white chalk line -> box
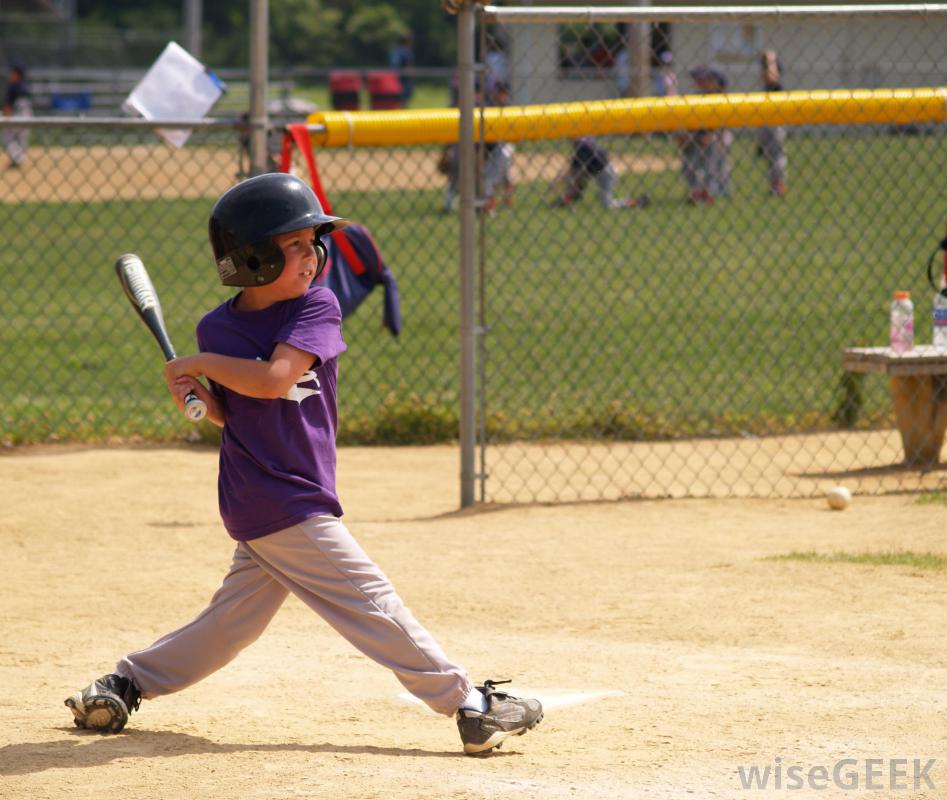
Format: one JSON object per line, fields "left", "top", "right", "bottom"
{"left": 396, "top": 687, "right": 625, "bottom": 713}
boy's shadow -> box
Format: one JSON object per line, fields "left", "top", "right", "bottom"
{"left": 0, "top": 727, "right": 500, "bottom": 775}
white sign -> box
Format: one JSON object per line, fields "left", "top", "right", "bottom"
{"left": 123, "top": 41, "right": 225, "bottom": 148}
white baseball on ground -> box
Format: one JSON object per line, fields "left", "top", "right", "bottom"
{"left": 826, "top": 485, "right": 852, "bottom": 510}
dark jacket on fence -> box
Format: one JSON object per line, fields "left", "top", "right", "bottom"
{"left": 317, "top": 222, "right": 402, "bottom": 337}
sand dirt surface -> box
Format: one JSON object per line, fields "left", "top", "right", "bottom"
{"left": 1, "top": 444, "right": 945, "bottom": 799}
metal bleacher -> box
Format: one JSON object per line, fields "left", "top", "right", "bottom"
{"left": 28, "top": 67, "right": 143, "bottom": 116}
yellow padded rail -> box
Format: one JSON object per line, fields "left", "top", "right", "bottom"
{"left": 307, "top": 88, "right": 947, "bottom": 148}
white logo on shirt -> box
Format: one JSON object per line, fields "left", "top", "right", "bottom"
{"left": 283, "top": 369, "right": 321, "bottom": 403}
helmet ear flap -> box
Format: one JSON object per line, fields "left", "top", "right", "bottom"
{"left": 217, "top": 239, "right": 285, "bottom": 286}
{"left": 314, "top": 239, "right": 328, "bottom": 280}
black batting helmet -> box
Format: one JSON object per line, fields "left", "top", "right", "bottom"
{"left": 209, "top": 172, "right": 348, "bottom": 287}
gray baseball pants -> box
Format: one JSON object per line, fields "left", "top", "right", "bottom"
{"left": 681, "top": 131, "right": 732, "bottom": 198}
{"left": 758, "top": 126, "right": 787, "bottom": 185}
{"left": 115, "top": 515, "right": 472, "bottom": 716}
{"left": 3, "top": 97, "right": 31, "bottom": 166}
{"left": 564, "top": 162, "right": 633, "bottom": 209}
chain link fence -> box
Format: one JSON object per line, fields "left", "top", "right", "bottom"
{"left": 472, "top": 4, "right": 947, "bottom": 502}
{"left": 3, "top": 4, "right": 947, "bottom": 508}
{"left": 0, "top": 120, "right": 458, "bottom": 447}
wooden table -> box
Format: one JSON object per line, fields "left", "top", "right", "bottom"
{"left": 843, "top": 345, "right": 947, "bottom": 467}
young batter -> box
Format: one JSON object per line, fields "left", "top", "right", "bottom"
{"left": 65, "top": 173, "right": 542, "bottom": 756}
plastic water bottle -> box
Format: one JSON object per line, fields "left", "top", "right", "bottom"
{"left": 933, "top": 289, "right": 947, "bottom": 350}
{"left": 890, "top": 291, "right": 914, "bottom": 353}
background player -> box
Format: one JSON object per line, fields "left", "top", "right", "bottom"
{"left": 3, "top": 62, "right": 32, "bottom": 169}
{"left": 64, "top": 173, "right": 542, "bottom": 756}
{"left": 758, "top": 50, "right": 788, "bottom": 196}
{"left": 551, "top": 136, "right": 650, "bottom": 210}
{"left": 483, "top": 80, "right": 515, "bottom": 213}
{"left": 677, "top": 65, "right": 731, "bottom": 205}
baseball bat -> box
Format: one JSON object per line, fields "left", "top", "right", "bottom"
{"left": 115, "top": 253, "right": 208, "bottom": 422}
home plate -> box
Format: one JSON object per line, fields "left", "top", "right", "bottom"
{"left": 397, "top": 687, "right": 624, "bottom": 713}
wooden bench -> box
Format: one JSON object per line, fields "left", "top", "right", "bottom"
{"left": 843, "top": 345, "right": 947, "bottom": 467}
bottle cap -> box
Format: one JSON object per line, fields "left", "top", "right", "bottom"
{"left": 893, "top": 291, "right": 910, "bottom": 299}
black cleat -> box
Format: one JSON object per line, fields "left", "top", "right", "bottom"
{"left": 456, "top": 679, "right": 543, "bottom": 755}
{"left": 65, "top": 673, "right": 141, "bottom": 734}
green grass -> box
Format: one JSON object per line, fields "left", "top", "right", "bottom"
{"left": 1, "top": 128, "right": 943, "bottom": 445}
{"left": 470, "top": 130, "right": 943, "bottom": 439}
{"left": 766, "top": 550, "right": 947, "bottom": 571}
{"left": 914, "top": 492, "right": 947, "bottom": 506}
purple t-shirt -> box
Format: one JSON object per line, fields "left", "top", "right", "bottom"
{"left": 196, "top": 286, "right": 347, "bottom": 541}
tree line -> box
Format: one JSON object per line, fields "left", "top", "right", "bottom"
{"left": 77, "top": 0, "right": 457, "bottom": 68}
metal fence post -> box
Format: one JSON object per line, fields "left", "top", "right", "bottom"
{"left": 183, "top": 0, "right": 203, "bottom": 59}
{"left": 630, "top": 0, "right": 651, "bottom": 97}
{"left": 248, "top": 0, "right": 269, "bottom": 177}
{"left": 458, "top": 1, "right": 477, "bottom": 508}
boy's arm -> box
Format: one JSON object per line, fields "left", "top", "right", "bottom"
{"left": 164, "top": 342, "right": 316, "bottom": 401}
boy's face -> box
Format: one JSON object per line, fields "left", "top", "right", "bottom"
{"left": 266, "top": 226, "right": 321, "bottom": 298}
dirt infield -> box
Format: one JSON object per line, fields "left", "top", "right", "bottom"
{"left": 1, "top": 444, "right": 945, "bottom": 799}
{"left": 0, "top": 145, "right": 674, "bottom": 204}
{"left": 485, "top": 430, "right": 947, "bottom": 503}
